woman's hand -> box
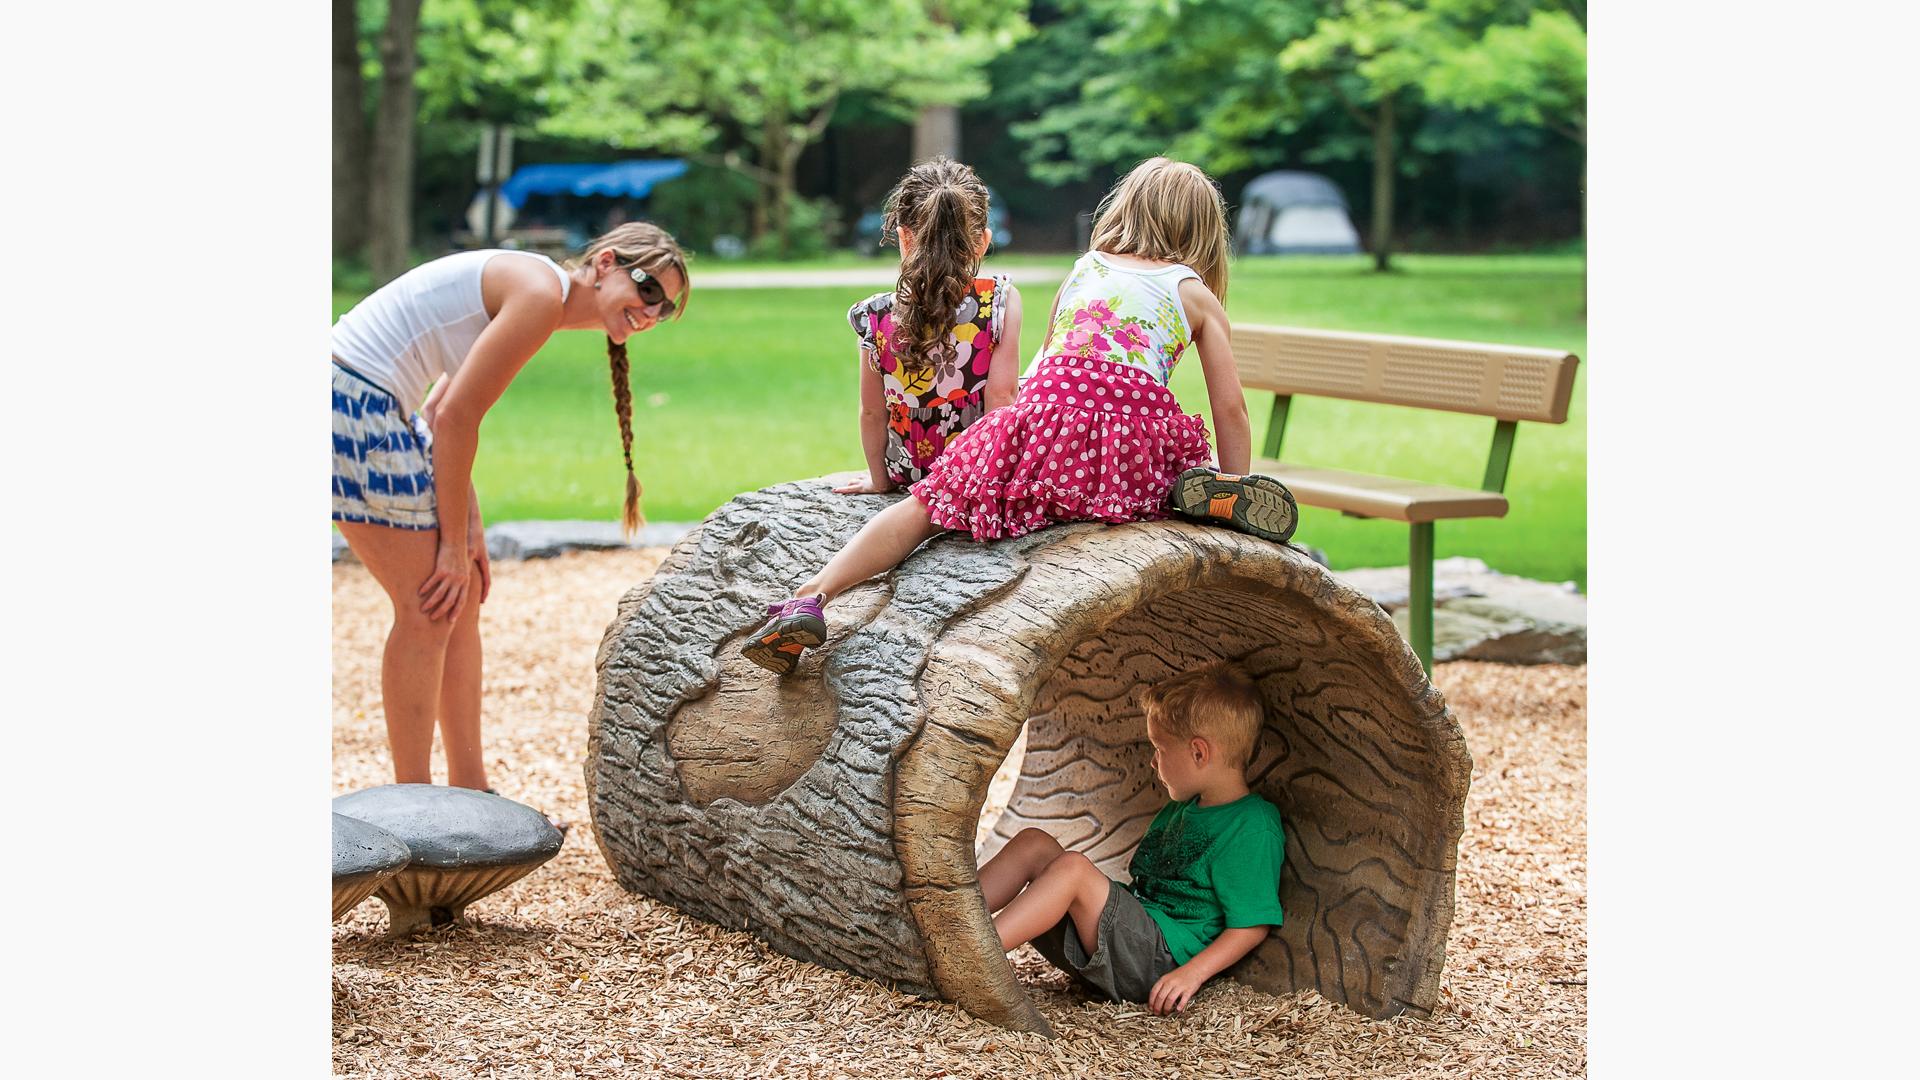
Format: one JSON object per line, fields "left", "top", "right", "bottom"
{"left": 418, "top": 536, "right": 473, "bottom": 622}
{"left": 469, "top": 519, "right": 491, "bottom": 606}
{"left": 833, "top": 476, "right": 897, "bottom": 495}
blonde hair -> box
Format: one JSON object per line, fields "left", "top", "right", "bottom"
{"left": 1141, "top": 660, "right": 1265, "bottom": 770}
{"left": 884, "top": 157, "right": 991, "bottom": 378}
{"left": 568, "top": 222, "right": 691, "bottom": 536}
{"left": 1087, "top": 157, "right": 1231, "bottom": 301}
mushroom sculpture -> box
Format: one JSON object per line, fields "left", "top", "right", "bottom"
{"left": 332, "top": 785, "right": 564, "bottom": 936}
{"left": 587, "top": 480, "right": 1472, "bottom": 1036}
{"left": 332, "top": 812, "right": 411, "bottom": 921}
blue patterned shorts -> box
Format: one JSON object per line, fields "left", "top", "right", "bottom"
{"left": 332, "top": 362, "right": 437, "bottom": 530}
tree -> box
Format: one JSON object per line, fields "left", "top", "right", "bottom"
{"left": 333, "top": 0, "right": 369, "bottom": 258}
{"left": 368, "top": 0, "right": 423, "bottom": 284}
{"left": 542, "top": 0, "right": 1031, "bottom": 255}
{"left": 1421, "top": 2, "right": 1585, "bottom": 251}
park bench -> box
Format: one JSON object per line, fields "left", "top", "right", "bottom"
{"left": 1229, "top": 323, "right": 1581, "bottom": 673}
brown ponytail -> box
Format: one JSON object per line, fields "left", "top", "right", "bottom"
{"left": 571, "top": 222, "right": 689, "bottom": 537}
{"left": 885, "top": 157, "right": 991, "bottom": 378}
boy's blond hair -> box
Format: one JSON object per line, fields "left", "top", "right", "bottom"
{"left": 1086, "top": 157, "right": 1231, "bottom": 301}
{"left": 1141, "top": 660, "right": 1265, "bottom": 770}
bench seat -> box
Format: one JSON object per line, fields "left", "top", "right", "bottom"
{"left": 1251, "top": 460, "right": 1509, "bottom": 523}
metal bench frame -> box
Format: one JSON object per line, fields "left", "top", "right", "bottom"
{"left": 1231, "top": 323, "right": 1581, "bottom": 672}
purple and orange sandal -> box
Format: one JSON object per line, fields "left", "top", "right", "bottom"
{"left": 1169, "top": 467, "right": 1300, "bottom": 545}
{"left": 741, "top": 595, "right": 829, "bottom": 675}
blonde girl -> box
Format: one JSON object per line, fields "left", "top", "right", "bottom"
{"left": 332, "top": 223, "right": 689, "bottom": 788}
{"left": 743, "top": 159, "right": 1294, "bottom": 675}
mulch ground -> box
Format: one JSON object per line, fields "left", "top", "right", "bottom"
{"left": 333, "top": 550, "right": 1586, "bottom": 1079}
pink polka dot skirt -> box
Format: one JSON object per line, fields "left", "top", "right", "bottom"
{"left": 911, "top": 354, "right": 1215, "bottom": 541}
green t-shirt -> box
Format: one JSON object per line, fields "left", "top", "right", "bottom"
{"left": 1124, "top": 792, "right": 1286, "bottom": 965}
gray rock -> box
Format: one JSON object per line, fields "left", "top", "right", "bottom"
{"left": 332, "top": 813, "right": 411, "bottom": 921}
{"left": 1335, "top": 557, "right": 1586, "bottom": 665}
{"left": 330, "top": 784, "right": 564, "bottom": 935}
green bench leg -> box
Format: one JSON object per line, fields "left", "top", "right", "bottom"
{"left": 1409, "top": 522, "right": 1434, "bottom": 675}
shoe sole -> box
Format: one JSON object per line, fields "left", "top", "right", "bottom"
{"left": 1171, "top": 469, "right": 1299, "bottom": 544}
{"left": 741, "top": 616, "right": 826, "bottom": 675}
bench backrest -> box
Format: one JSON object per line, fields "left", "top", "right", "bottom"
{"left": 1229, "top": 323, "right": 1580, "bottom": 424}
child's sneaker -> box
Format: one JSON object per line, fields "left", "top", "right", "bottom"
{"left": 741, "top": 595, "right": 829, "bottom": 675}
{"left": 1169, "top": 468, "right": 1299, "bottom": 544}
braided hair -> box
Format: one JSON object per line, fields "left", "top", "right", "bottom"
{"left": 570, "top": 222, "right": 690, "bottom": 536}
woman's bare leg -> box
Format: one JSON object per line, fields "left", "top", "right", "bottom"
{"left": 437, "top": 596, "right": 488, "bottom": 790}
{"left": 796, "top": 496, "right": 945, "bottom": 602}
{"left": 338, "top": 521, "right": 459, "bottom": 785}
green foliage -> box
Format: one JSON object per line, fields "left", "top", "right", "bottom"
{"left": 642, "top": 162, "right": 760, "bottom": 255}
{"left": 1421, "top": 5, "right": 1586, "bottom": 142}
{"left": 746, "top": 196, "right": 844, "bottom": 261}
{"left": 537, "top": 0, "right": 1032, "bottom": 255}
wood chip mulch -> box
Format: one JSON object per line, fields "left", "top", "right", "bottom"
{"left": 333, "top": 550, "right": 1586, "bottom": 1079}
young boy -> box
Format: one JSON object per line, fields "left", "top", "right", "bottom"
{"left": 978, "top": 660, "right": 1286, "bottom": 1015}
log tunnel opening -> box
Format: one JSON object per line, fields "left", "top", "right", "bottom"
{"left": 925, "top": 578, "right": 1467, "bottom": 1025}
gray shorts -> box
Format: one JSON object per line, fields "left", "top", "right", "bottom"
{"left": 1030, "top": 879, "right": 1178, "bottom": 1004}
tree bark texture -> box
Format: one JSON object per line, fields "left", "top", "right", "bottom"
{"left": 332, "top": 0, "right": 368, "bottom": 258}
{"left": 368, "top": 0, "right": 422, "bottom": 285}
{"left": 588, "top": 479, "right": 1470, "bottom": 1035}
{"left": 1371, "top": 96, "right": 1397, "bottom": 272}
{"left": 913, "top": 105, "right": 961, "bottom": 164}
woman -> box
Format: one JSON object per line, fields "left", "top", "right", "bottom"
{"left": 332, "top": 223, "right": 689, "bottom": 790}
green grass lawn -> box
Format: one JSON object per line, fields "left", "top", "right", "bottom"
{"left": 333, "top": 253, "right": 1585, "bottom": 587}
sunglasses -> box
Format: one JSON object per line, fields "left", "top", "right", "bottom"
{"left": 628, "top": 265, "right": 677, "bottom": 317}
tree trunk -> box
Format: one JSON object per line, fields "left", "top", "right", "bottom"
{"left": 913, "top": 105, "right": 961, "bottom": 163}
{"left": 332, "top": 0, "right": 368, "bottom": 259}
{"left": 368, "top": 0, "right": 422, "bottom": 285}
{"left": 1371, "top": 96, "right": 1397, "bottom": 272}
{"left": 587, "top": 479, "right": 1472, "bottom": 1035}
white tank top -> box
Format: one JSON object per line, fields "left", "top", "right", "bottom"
{"left": 1024, "top": 250, "right": 1203, "bottom": 386}
{"left": 331, "top": 249, "right": 572, "bottom": 411}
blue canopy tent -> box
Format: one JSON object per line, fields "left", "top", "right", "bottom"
{"left": 499, "top": 160, "right": 689, "bottom": 208}
{"left": 467, "top": 160, "right": 688, "bottom": 246}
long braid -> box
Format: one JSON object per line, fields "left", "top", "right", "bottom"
{"left": 608, "top": 336, "right": 642, "bottom": 534}
{"left": 571, "top": 221, "right": 689, "bottom": 536}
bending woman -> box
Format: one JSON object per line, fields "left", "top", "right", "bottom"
{"left": 331, "top": 223, "right": 689, "bottom": 790}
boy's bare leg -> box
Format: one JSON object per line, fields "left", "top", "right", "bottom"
{"left": 993, "top": 851, "right": 1111, "bottom": 954}
{"left": 796, "top": 496, "right": 944, "bottom": 603}
{"left": 978, "top": 828, "right": 1067, "bottom": 912}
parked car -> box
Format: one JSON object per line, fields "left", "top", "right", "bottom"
{"left": 854, "top": 186, "right": 1011, "bottom": 255}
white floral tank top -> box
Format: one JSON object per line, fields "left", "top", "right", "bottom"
{"left": 1024, "top": 250, "right": 1202, "bottom": 386}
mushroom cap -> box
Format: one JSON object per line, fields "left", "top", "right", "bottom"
{"left": 330, "top": 784, "right": 562, "bottom": 869}
{"left": 332, "top": 813, "right": 411, "bottom": 920}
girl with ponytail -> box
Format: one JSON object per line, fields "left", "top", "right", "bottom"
{"left": 745, "top": 157, "right": 1025, "bottom": 673}
{"left": 833, "top": 157, "right": 1023, "bottom": 495}
{"left": 332, "top": 222, "right": 688, "bottom": 789}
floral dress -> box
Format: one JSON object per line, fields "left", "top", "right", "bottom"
{"left": 1022, "top": 251, "right": 1197, "bottom": 386}
{"left": 848, "top": 275, "right": 1010, "bottom": 486}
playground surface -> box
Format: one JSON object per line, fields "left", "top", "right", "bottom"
{"left": 332, "top": 550, "right": 1587, "bottom": 1078}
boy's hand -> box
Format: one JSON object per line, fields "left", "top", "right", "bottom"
{"left": 1148, "top": 965, "right": 1208, "bottom": 1015}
